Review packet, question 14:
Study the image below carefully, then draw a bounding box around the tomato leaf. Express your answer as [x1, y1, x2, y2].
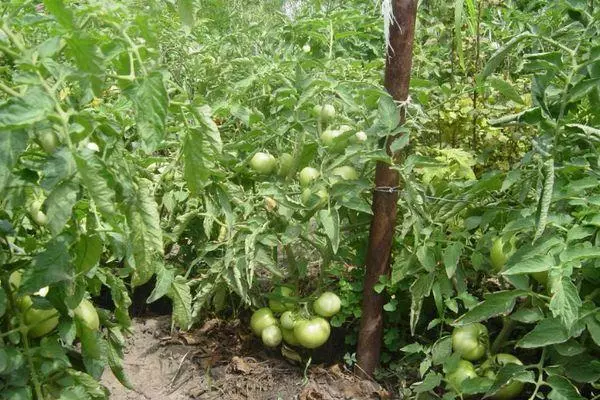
[168, 276, 192, 330]
[454, 290, 528, 325]
[46, 180, 79, 237]
[547, 375, 586, 400]
[0, 130, 27, 193]
[517, 317, 570, 348]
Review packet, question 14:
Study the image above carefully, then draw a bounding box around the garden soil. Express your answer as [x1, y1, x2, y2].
[101, 316, 393, 400]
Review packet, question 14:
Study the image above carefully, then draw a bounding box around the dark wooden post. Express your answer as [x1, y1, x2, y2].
[356, 0, 418, 378]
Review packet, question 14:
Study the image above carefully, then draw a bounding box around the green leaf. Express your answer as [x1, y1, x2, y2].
[517, 317, 570, 348]
[183, 129, 210, 194]
[549, 277, 582, 328]
[443, 242, 463, 279]
[73, 234, 102, 274]
[79, 327, 106, 379]
[568, 77, 600, 103]
[431, 336, 452, 365]
[147, 264, 174, 303]
[126, 178, 163, 287]
[177, 0, 195, 31]
[43, 0, 74, 28]
[587, 315, 600, 346]
[65, 35, 104, 94]
[534, 159, 554, 242]
[58, 386, 91, 400]
[0, 86, 54, 129]
[66, 369, 107, 399]
[0, 130, 27, 193]
[412, 372, 442, 393]
[488, 77, 524, 104]
[502, 254, 554, 275]
[75, 150, 116, 216]
[46, 180, 79, 236]
[318, 208, 340, 254]
[0, 287, 6, 318]
[129, 72, 169, 153]
[410, 273, 435, 335]
[547, 375, 585, 400]
[168, 276, 192, 330]
[378, 94, 400, 132]
[454, 290, 527, 325]
[106, 329, 133, 389]
[453, 0, 465, 71]
[20, 236, 72, 294]
[479, 32, 531, 82]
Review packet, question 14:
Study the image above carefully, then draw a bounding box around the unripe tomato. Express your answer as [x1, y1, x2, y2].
[299, 167, 320, 187]
[490, 236, 515, 272]
[278, 153, 294, 177]
[28, 200, 48, 226]
[301, 187, 328, 208]
[302, 44, 311, 53]
[74, 298, 100, 331]
[25, 307, 59, 338]
[446, 359, 478, 392]
[482, 354, 525, 400]
[320, 129, 341, 147]
[354, 131, 367, 142]
[293, 317, 331, 349]
[249, 152, 277, 175]
[261, 325, 283, 348]
[331, 166, 358, 181]
[320, 104, 335, 122]
[280, 311, 296, 330]
[313, 292, 341, 317]
[452, 323, 489, 361]
[281, 327, 300, 346]
[38, 131, 58, 154]
[250, 308, 277, 336]
[268, 286, 295, 313]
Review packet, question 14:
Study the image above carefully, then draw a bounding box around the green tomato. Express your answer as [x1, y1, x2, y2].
[74, 298, 100, 331]
[482, 354, 525, 400]
[280, 311, 296, 330]
[301, 187, 328, 208]
[38, 131, 58, 154]
[313, 292, 341, 318]
[354, 131, 367, 142]
[28, 200, 48, 226]
[261, 325, 283, 348]
[250, 308, 277, 336]
[313, 104, 336, 123]
[249, 152, 277, 175]
[302, 44, 311, 53]
[446, 360, 478, 392]
[25, 307, 59, 338]
[490, 236, 515, 272]
[299, 167, 320, 187]
[268, 286, 295, 314]
[293, 317, 331, 349]
[331, 166, 358, 181]
[452, 323, 489, 361]
[281, 327, 300, 346]
[278, 153, 294, 177]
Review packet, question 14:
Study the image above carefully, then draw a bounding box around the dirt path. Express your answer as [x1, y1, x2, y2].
[101, 316, 393, 400]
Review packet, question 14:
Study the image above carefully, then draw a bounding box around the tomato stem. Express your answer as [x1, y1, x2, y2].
[490, 316, 514, 354]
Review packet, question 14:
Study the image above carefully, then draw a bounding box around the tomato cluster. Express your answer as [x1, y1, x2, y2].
[250, 286, 341, 351]
[6, 270, 100, 339]
[446, 323, 524, 399]
[248, 103, 364, 211]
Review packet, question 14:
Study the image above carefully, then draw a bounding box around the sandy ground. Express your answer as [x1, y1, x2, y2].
[100, 316, 393, 400]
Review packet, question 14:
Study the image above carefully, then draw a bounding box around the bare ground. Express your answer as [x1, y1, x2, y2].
[101, 316, 394, 400]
